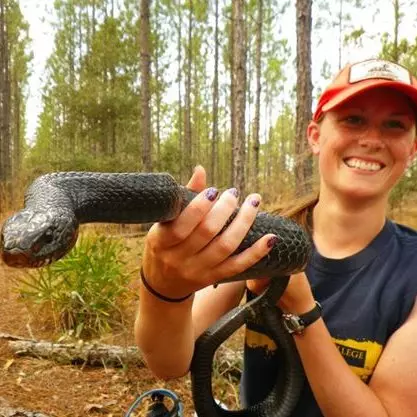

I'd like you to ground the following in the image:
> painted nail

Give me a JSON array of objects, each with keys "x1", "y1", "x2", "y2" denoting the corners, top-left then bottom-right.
[
  {"x1": 205, "y1": 187, "x2": 219, "y2": 201},
  {"x1": 267, "y1": 236, "x2": 279, "y2": 248},
  {"x1": 249, "y1": 197, "x2": 260, "y2": 208},
  {"x1": 228, "y1": 188, "x2": 239, "y2": 198}
]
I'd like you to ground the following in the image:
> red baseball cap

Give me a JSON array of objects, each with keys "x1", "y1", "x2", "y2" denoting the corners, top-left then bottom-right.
[{"x1": 313, "y1": 58, "x2": 417, "y2": 122}]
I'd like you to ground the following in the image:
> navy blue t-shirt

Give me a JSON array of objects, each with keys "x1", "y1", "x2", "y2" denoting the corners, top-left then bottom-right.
[{"x1": 241, "y1": 219, "x2": 417, "y2": 416}]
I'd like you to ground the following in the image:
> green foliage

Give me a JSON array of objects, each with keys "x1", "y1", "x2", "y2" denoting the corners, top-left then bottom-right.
[
  {"x1": 376, "y1": 1, "x2": 417, "y2": 209},
  {"x1": 390, "y1": 165, "x2": 417, "y2": 210},
  {"x1": 14, "y1": 0, "x2": 417, "y2": 208},
  {"x1": 0, "y1": 0, "x2": 32, "y2": 188},
  {"x1": 15, "y1": 235, "x2": 131, "y2": 338}
]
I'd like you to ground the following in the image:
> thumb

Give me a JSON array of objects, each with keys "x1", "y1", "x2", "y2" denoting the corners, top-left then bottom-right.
[{"x1": 186, "y1": 165, "x2": 207, "y2": 193}]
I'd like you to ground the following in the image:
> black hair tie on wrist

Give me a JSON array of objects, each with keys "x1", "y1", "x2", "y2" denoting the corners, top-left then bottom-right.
[{"x1": 140, "y1": 267, "x2": 193, "y2": 303}]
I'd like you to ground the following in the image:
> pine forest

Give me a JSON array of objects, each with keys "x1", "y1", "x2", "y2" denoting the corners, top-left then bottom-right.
[{"x1": 0, "y1": 0, "x2": 416, "y2": 211}]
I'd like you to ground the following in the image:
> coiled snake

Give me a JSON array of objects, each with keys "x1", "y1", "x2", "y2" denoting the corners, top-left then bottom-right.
[{"x1": 0, "y1": 172, "x2": 312, "y2": 417}]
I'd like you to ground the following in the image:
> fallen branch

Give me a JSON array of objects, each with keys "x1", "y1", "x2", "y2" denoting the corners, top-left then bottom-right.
[
  {"x1": 9, "y1": 340, "x2": 143, "y2": 367},
  {"x1": 0, "y1": 332, "x2": 35, "y2": 342},
  {"x1": 8, "y1": 338, "x2": 243, "y2": 375},
  {"x1": 0, "y1": 397, "x2": 51, "y2": 417}
]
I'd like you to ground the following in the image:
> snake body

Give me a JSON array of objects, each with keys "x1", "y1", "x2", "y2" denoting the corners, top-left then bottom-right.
[{"x1": 0, "y1": 171, "x2": 312, "y2": 416}]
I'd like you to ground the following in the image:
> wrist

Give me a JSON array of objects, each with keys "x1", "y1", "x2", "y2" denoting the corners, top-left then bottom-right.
[
  {"x1": 140, "y1": 267, "x2": 194, "y2": 303},
  {"x1": 282, "y1": 300, "x2": 322, "y2": 335},
  {"x1": 279, "y1": 296, "x2": 317, "y2": 315}
]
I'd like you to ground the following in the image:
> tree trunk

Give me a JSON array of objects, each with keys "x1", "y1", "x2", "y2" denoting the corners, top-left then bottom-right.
[
  {"x1": 154, "y1": 47, "x2": 161, "y2": 169},
  {"x1": 176, "y1": 2, "x2": 183, "y2": 182},
  {"x1": 140, "y1": 0, "x2": 152, "y2": 171},
  {"x1": 12, "y1": 67, "x2": 20, "y2": 197},
  {"x1": 338, "y1": 0, "x2": 343, "y2": 69},
  {"x1": 252, "y1": 0, "x2": 263, "y2": 191},
  {"x1": 294, "y1": 0, "x2": 313, "y2": 197},
  {"x1": 183, "y1": 0, "x2": 193, "y2": 179},
  {"x1": 0, "y1": 0, "x2": 11, "y2": 195},
  {"x1": 392, "y1": 0, "x2": 400, "y2": 63},
  {"x1": 210, "y1": 0, "x2": 220, "y2": 186},
  {"x1": 231, "y1": 0, "x2": 246, "y2": 195}
]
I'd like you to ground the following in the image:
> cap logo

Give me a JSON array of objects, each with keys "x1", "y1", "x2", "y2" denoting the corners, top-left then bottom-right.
[{"x1": 349, "y1": 59, "x2": 411, "y2": 85}]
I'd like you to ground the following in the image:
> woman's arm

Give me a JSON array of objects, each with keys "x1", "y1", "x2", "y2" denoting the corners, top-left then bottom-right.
[
  {"x1": 135, "y1": 281, "x2": 245, "y2": 380},
  {"x1": 269, "y1": 273, "x2": 417, "y2": 417},
  {"x1": 368, "y1": 298, "x2": 417, "y2": 416},
  {"x1": 135, "y1": 166, "x2": 274, "y2": 380}
]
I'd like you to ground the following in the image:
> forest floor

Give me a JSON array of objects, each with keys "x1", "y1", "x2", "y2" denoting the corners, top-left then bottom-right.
[
  {"x1": 0, "y1": 204, "x2": 415, "y2": 417},
  {"x1": 0, "y1": 245, "x2": 203, "y2": 417},
  {"x1": 0, "y1": 226, "x2": 242, "y2": 417}
]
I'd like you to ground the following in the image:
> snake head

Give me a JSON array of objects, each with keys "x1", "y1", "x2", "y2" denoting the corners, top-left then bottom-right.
[{"x1": 1, "y1": 208, "x2": 79, "y2": 268}]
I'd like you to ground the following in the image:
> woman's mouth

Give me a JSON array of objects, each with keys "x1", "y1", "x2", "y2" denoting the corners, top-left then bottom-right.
[{"x1": 343, "y1": 157, "x2": 385, "y2": 172}]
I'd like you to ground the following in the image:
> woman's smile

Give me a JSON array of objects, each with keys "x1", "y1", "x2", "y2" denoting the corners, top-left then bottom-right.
[{"x1": 343, "y1": 157, "x2": 385, "y2": 172}]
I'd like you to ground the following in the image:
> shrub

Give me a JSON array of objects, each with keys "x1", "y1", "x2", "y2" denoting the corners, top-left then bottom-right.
[{"x1": 16, "y1": 234, "x2": 131, "y2": 338}]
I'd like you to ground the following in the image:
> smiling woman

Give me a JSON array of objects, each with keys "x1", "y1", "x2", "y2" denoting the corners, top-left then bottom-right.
[
  {"x1": 310, "y1": 88, "x2": 417, "y2": 202},
  {"x1": 135, "y1": 58, "x2": 417, "y2": 417},
  {"x1": 308, "y1": 61, "x2": 417, "y2": 205}
]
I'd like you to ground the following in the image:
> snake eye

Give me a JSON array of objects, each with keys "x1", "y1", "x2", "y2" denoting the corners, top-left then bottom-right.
[{"x1": 43, "y1": 229, "x2": 54, "y2": 244}]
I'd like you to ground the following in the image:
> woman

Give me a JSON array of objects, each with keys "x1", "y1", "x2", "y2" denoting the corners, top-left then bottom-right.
[{"x1": 135, "y1": 58, "x2": 417, "y2": 417}]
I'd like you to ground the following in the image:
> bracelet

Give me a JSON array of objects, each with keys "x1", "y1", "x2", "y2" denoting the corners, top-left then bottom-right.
[{"x1": 140, "y1": 267, "x2": 193, "y2": 303}]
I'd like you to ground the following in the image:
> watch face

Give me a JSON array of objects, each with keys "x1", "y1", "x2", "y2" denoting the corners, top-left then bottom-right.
[
  {"x1": 282, "y1": 301, "x2": 322, "y2": 334},
  {"x1": 282, "y1": 314, "x2": 304, "y2": 334}
]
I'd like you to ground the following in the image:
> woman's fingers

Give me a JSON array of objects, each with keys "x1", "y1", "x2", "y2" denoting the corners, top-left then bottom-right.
[
  {"x1": 172, "y1": 187, "x2": 240, "y2": 256},
  {"x1": 147, "y1": 165, "x2": 210, "y2": 247},
  {"x1": 209, "y1": 233, "x2": 278, "y2": 285},
  {"x1": 149, "y1": 186, "x2": 219, "y2": 248},
  {"x1": 193, "y1": 193, "x2": 264, "y2": 267},
  {"x1": 144, "y1": 170, "x2": 278, "y2": 291}
]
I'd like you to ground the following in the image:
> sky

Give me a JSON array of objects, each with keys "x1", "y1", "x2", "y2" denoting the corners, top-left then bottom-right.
[{"x1": 19, "y1": 0, "x2": 417, "y2": 144}]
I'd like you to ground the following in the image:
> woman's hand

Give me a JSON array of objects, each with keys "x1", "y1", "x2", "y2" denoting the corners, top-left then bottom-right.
[
  {"x1": 247, "y1": 272, "x2": 316, "y2": 314},
  {"x1": 141, "y1": 166, "x2": 278, "y2": 299}
]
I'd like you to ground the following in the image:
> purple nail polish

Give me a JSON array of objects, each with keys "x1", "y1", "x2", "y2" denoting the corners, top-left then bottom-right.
[
  {"x1": 267, "y1": 236, "x2": 279, "y2": 248},
  {"x1": 228, "y1": 188, "x2": 239, "y2": 198},
  {"x1": 250, "y1": 198, "x2": 260, "y2": 208},
  {"x1": 205, "y1": 187, "x2": 219, "y2": 201}
]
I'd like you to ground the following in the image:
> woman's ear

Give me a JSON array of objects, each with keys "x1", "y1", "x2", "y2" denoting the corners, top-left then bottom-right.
[{"x1": 307, "y1": 121, "x2": 321, "y2": 155}]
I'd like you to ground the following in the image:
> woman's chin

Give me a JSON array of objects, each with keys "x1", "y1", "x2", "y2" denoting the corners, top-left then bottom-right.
[{"x1": 337, "y1": 184, "x2": 387, "y2": 203}]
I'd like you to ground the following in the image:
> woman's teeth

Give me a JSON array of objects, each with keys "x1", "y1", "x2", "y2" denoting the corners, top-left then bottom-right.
[{"x1": 344, "y1": 158, "x2": 383, "y2": 171}]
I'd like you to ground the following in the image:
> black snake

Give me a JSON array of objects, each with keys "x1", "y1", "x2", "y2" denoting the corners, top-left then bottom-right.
[{"x1": 0, "y1": 172, "x2": 312, "y2": 417}]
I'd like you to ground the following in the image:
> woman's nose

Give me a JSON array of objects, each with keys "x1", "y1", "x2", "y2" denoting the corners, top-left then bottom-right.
[{"x1": 357, "y1": 132, "x2": 386, "y2": 150}]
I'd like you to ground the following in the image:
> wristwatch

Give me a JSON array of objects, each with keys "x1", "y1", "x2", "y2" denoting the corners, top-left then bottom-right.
[{"x1": 282, "y1": 301, "x2": 322, "y2": 335}]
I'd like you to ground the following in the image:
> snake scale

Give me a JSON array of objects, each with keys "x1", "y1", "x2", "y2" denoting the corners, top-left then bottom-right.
[{"x1": 0, "y1": 172, "x2": 312, "y2": 417}]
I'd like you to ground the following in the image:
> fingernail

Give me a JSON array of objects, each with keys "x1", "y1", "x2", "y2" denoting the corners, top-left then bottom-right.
[
  {"x1": 267, "y1": 236, "x2": 279, "y2": 248},
  {"x1": 205, "y1": 187, "x2": 219, "y2": 201},
  {"x1": 228, "y1": 188, "x2": 239, "y2": 198},
  {"x1": 248, "y1": 197, "x2": 260, "y2": 208}
]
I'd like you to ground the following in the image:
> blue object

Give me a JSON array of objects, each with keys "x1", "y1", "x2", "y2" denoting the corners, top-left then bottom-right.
[{"x1": 124, "y1": 388, "x2": 184, "y2": 417}]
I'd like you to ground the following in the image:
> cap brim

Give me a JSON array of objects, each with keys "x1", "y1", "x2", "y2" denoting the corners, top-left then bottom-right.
[{"x1": 322, "y1": 79, "x2": 417, "y2": 113}]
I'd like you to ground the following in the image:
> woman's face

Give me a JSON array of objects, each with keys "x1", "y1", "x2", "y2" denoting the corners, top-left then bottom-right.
[{"x1": 308, "y1": 87, "x2": 417, "y2": 202}]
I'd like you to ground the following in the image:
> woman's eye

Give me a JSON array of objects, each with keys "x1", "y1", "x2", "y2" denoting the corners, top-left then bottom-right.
[
  {"x1": 384, "y1": 120, "x2": 406, "y2": 130},
  {"x1": 343, "y1": 115, "x2": 364, "y2": 126}
]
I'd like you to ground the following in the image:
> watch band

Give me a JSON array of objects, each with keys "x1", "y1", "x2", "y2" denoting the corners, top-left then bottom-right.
[{"x1": 282, "y1": 301, "x2": 322, "y2": 335}]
